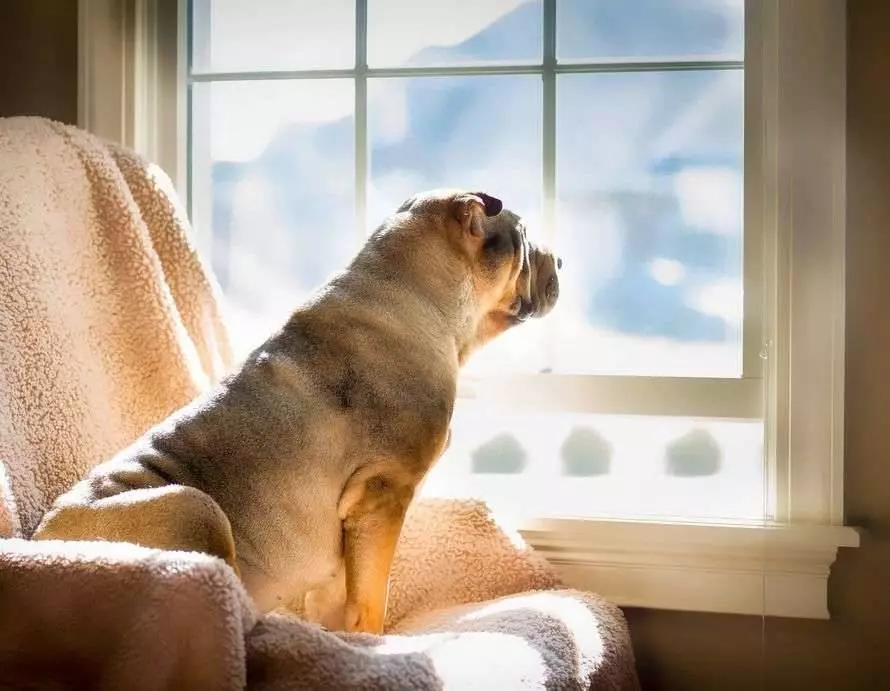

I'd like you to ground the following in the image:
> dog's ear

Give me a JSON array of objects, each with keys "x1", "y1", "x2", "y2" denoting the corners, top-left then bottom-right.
[
  {"x1": 474, "y1": 192, "x2": 503, "y2": 217},
  {"x1": 452, "y1": 192, "x2": 503, "y2": 240}
]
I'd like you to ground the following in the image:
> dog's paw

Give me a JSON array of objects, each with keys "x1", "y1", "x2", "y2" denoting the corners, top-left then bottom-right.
[{"x1": 343, "y1": 602, "x2": 384, "y2": 634}]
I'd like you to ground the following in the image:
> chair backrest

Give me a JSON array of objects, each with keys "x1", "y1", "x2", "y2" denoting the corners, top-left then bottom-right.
[{"x1": 0, "y1": 116, "x2": 233, "y2": 537}]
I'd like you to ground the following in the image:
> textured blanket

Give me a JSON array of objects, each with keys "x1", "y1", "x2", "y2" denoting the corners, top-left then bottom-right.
[
  {"x1": 0, "y1": 499, "x2": 638, "y2": 691},
  {"x1": 249, "y1": 498, "x2": 639, "y2": 691},
  {"x1": 0, "y1": 116, "x2": 232, "y2": 539},
  {"x1": 0, "y1": 116, "x2": 639, "y2": 690}
]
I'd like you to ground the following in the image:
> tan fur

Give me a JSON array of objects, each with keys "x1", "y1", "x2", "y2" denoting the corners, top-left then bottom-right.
[{"x1": 32, "y1": 189, "x2": 560, "y2": 633}]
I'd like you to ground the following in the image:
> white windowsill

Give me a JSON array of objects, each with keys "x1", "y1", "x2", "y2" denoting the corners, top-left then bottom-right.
[{"x1": 519, "y1": 516, "x2": 860, "y2": 620}]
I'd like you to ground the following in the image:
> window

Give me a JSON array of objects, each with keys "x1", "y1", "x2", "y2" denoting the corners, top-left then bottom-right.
[
  {"x1": 187, "y1": 0, "x2": 760, "y2": 524},
  {"x1": 81, "y1": 0, "x2": 857, "y2": 619}
]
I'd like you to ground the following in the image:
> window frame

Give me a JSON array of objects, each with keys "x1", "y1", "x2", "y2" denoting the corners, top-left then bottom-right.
[
  {"x1": 77, "y1": 0, "x2": 858, "y2": 619},
  {"x1": 185, "y1": 0, "x2": 760, "y2": 418}
]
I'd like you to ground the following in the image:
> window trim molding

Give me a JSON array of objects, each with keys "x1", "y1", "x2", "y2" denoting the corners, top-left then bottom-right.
[
  {"x1": 78, "y1": 0, "x2": 186, "y2": 197},
  {"x1": 521, "y1": 517, "x2": 859, "y2": 619},
  {"x1": 78, "y1": 0, "x2": 858, "y2": 620},
  {"x1": 458, "y1": 373, "x2": 762, "y2": 419},
  {"x1": 77, "y1": 0, "x2": 134, "y2": 148},
  {"x1": 758, "y1": 0, "x2": 848, "y2": 526}
]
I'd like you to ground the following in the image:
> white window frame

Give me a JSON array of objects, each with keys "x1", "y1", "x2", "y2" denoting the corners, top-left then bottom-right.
[{"x1": 77, "y1": 0, "x2": 858, "y2": 620}]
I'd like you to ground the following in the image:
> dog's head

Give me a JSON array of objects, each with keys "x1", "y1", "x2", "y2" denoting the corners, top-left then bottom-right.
[{"x1": 391, "y1": 188, "x2": 561, "y2": 354}]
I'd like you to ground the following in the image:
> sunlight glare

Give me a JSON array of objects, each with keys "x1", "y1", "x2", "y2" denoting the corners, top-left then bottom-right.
[
  {"x1": 688, "y1": 279, "x2": 743, "y2": 325},
  {"x1": 649, "y1": 258, "x2": 686, "y2": 286},
  {"x1": 673, "y1": 166, "x2": 742, "y2": 236},
  {"x1": 210, "y1": 81, "x2": 353, "y2": 161},
  {"x1": 458, "y1": 592, "x2": 605, "y2": 677}
]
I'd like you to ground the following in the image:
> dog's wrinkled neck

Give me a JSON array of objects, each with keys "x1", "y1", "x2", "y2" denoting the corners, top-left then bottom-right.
[{"x1": 342, "y1": 225, "x2": 483, "y2": 366}]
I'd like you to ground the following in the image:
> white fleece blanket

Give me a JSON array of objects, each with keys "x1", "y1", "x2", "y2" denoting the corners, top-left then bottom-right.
[{"x1": 0, "y1": 116, "x2": 232, "y2": 539}]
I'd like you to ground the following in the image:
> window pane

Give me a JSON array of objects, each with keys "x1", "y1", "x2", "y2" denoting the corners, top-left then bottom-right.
[
  {"x1": 554, "y1": 69, "x2": 744, "y2": 377},
  {"x1": 367, "y1": 75, "x2": 546, "y2": 374},
  {"x1": 367, "y1": 0, "x2": 542, "y2": 67},
  {"x1": 421, "y1": 400, "x2": 765, "y2": 522},
  {"x1": 556, "y1": 0, "x2": 744, "y2": 62},
  {"x1": 190, "y1": 0, "x2": 354, "y2": 73},
  {"x1": 190, "y1": 80, "x2": 355, "y2": 357}
]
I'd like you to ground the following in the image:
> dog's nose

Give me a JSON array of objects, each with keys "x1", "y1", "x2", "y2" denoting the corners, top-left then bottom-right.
[{"x1": 557, "y1": 257, "x2": 563, "y2": 270}]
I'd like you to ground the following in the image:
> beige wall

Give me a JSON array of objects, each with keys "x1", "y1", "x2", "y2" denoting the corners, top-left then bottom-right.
[
  {"x1": 0, "y1": 0, "x2": 77, "y2": 124},
  {"x1": 626, "y1": 1, "x2": 890, "y2": 688},
  {"x1": 2, "y1": 1, "x2": 888, "y2": 688}
]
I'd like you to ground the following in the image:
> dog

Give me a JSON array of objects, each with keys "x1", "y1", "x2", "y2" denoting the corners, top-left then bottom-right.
[{"x1": 32, "y1": 189, "x2": 561, "y2": 634}]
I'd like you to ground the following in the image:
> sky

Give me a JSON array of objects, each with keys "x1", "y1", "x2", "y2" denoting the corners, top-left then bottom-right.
[{"x1": 198, "y1": 0, "x2": 529, "y2": 160}]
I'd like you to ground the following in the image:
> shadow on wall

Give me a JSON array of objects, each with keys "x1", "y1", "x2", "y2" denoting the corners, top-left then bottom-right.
[{"x1": 0, "y1": 1, "x2": 78, "y2": 124}]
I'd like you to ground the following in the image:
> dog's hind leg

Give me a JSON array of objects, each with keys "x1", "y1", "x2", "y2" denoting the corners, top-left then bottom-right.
[{"x1": 32, "y1": 485, "x2": 240, "y2": 575}]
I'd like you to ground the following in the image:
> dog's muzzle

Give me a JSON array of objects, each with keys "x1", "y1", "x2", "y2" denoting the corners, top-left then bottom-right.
[{"x1": 517, "y1": 246, "x2": 560, "y2": 321}]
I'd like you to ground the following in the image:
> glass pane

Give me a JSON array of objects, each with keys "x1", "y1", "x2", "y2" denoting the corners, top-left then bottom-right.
[
  {"x1": 190, "y1": 80, "x2": 355, "y2": 357},
  {"x1": 554, "y1": 69, "x2": 744, "y2": 377},
  {"x1": 190, "y1": 0, "x2": 355, "y2": 73},
  {"x1": 367, "y1": 0, "x2": 542, "y2": 67},
  {"x1": 557, "y1": 0, "x2": 744, "y2": 62},
  {"x1": 367, "y1": 75, "x2": 546, "y2": 374},
  {"x1": 421, "y1": 400, "x2": 765, "y2": 522}
]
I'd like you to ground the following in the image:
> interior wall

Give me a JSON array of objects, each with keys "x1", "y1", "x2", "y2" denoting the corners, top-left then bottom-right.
[
  {"x1": 0, "y1": 0, "x2": 77, "y2": 124},
  {"x1": 625, "y1": 0, "x2": 890, "y2": 688}
]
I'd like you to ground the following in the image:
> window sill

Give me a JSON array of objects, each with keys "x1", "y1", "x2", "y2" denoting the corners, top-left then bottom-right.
[{"x1": 518, "y1": 517, "x2": 860, "y2": 619}]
